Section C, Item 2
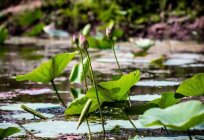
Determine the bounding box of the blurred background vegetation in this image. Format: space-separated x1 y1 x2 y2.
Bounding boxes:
0 0 204 42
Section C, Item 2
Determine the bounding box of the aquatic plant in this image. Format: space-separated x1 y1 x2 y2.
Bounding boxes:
139 100 204 130
16 52 76 107
176 73 204 96
0 127 20 139
21 105 47 120
0 26 8 44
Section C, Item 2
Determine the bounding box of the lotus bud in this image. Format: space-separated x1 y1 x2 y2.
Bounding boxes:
79 34 89 50
72 34 78 44
106 20 115 39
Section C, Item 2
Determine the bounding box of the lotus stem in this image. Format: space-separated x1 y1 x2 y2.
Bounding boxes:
163 125 169 135
123 110 140 135
111 40 132 106
76 44 92 135
187 129 192 140
111 40 122 75
85 49 106 135
76 44 89 92
51 80 66 108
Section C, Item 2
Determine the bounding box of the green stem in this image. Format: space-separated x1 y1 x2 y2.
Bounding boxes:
111 40 122 75
77 45 89 92
86 118 92 136
123 110 140 135
51 80 66 108
111 40 132 106
85 49 106 135
77 44 91 135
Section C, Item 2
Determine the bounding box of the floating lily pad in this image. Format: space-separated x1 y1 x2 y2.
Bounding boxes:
139 100 204 130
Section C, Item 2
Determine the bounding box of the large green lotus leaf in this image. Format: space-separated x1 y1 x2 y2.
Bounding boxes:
65 87 113 115
99 70 140 100
69 57 89 84
65 96 99 115
176 73 204 96
0 127 20 139
151 92 180 108
66 71 140 115
16 52 76 83
139 100 204 130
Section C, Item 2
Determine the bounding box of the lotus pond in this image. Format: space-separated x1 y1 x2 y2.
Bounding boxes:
0 37 204 140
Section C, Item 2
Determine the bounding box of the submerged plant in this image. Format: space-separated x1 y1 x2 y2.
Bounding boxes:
16 52 76 107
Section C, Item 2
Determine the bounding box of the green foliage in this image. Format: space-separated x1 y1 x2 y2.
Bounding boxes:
65 70 140 115
77 99 92 129
17 9 42 26
176 73 204 96
0 127 20 139
81 24 91 36
16 52 76 83
150 56 165 67
25 23 45 36
21 105 47 119
69 57 90 84
0 27 8 44
99 70 140 100
139 100 204 130
151 92 180 108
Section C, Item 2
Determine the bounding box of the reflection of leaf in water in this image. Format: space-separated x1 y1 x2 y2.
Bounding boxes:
20 47 43 60
0 46 7 58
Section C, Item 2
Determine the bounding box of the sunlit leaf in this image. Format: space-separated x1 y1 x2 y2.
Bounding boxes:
69 57 89 84
176 73 204 96
65 71 141 115
0 127 20 139
99 70 140 100
65 96 98 115
81 24 91 36
151 92 180 108
16 52 76 83
139 100 204 130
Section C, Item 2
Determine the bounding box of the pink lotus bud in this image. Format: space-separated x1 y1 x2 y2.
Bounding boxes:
79 34 89 50
72 34 78 44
